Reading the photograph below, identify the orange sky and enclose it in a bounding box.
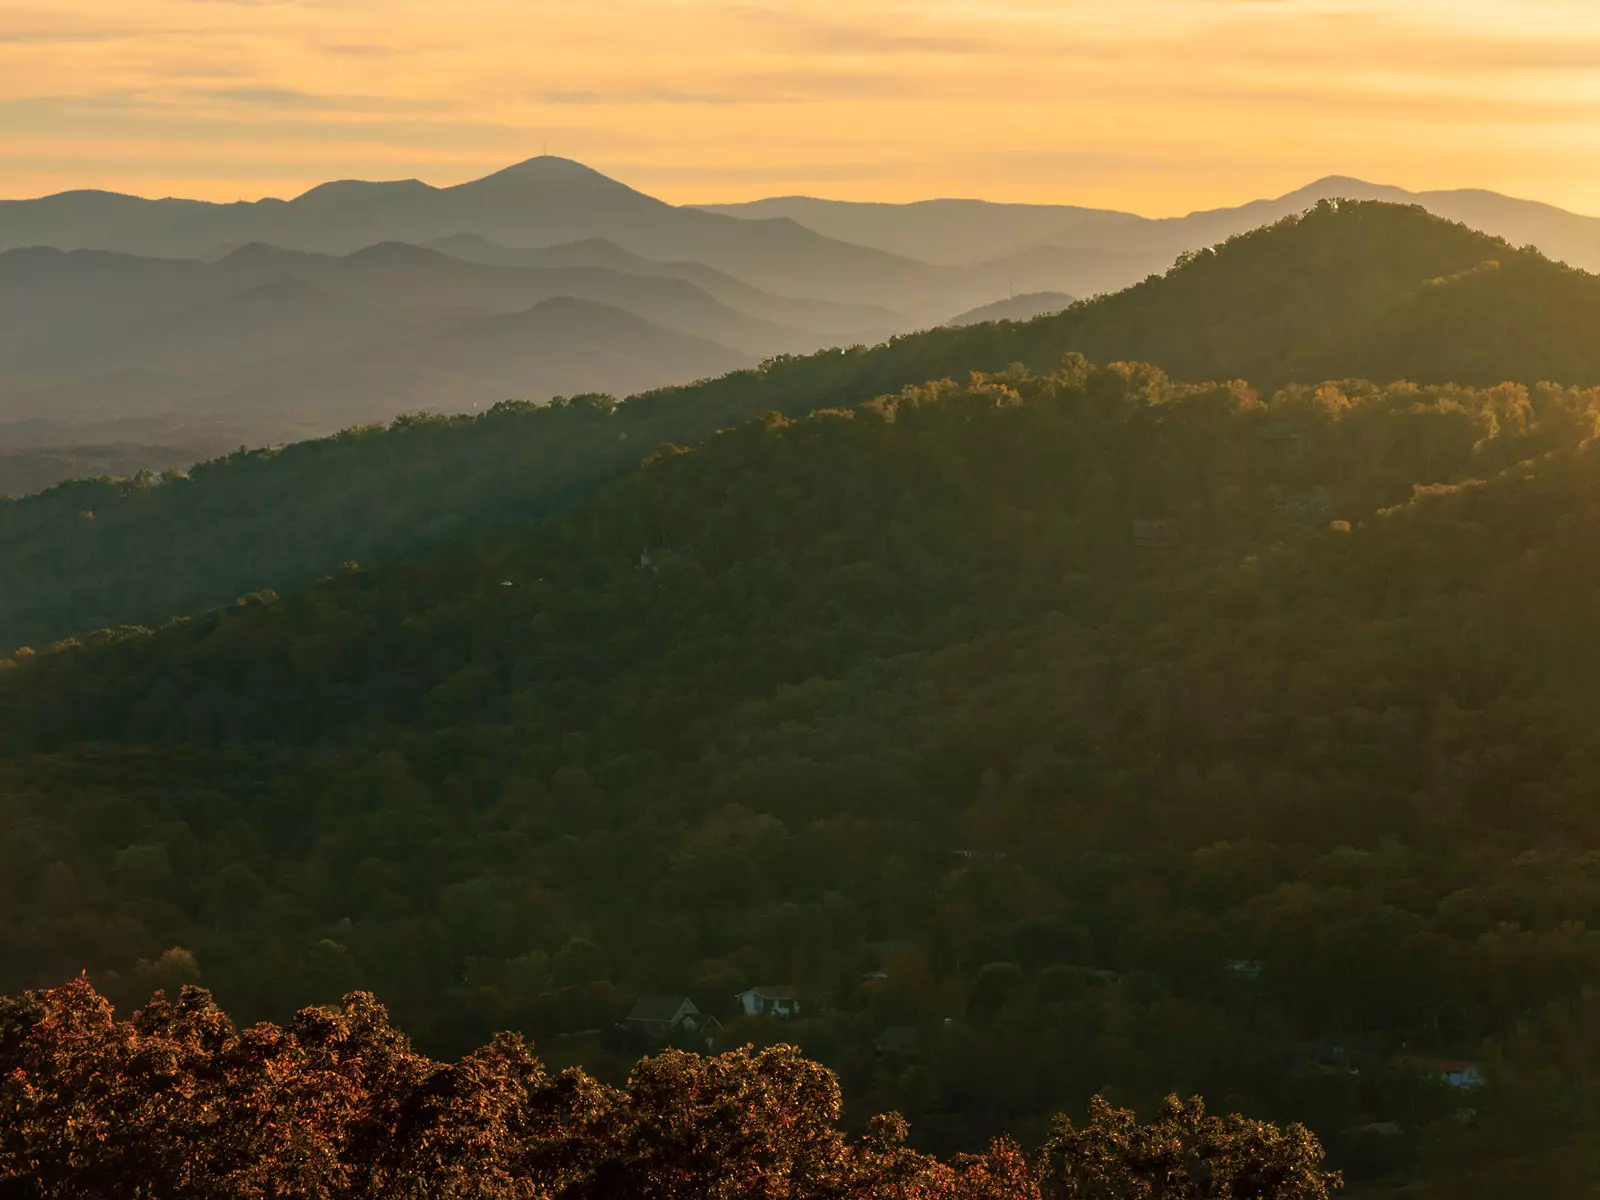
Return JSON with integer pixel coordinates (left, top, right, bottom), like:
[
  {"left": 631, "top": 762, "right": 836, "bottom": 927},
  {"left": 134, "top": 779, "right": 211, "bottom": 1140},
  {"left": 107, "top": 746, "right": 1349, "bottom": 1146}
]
[{"left": 2, "top": 0, "right": 1599, "bottom": 216}]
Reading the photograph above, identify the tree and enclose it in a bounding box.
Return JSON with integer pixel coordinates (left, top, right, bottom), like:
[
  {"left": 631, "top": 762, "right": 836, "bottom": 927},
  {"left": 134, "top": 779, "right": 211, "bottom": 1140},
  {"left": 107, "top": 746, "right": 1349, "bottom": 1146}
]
[
  {"left": 1, "top": 981, "right": 1339, "bottom": 1200},
  {"left": 1040, "top": 1094, "right": 1340, "bottom": 1199}
]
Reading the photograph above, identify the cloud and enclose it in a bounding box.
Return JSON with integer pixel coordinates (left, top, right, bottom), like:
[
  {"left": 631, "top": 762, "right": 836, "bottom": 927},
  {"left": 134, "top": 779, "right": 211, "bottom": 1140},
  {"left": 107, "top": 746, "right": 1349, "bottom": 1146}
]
[
  {"left": 204, "top": 85, "right": 331, "bottom": 107},
  {"left": 0, "top": 29, "right": 142, "bottom": 44},
  {"left": 725, "top": 5, "right": 993, "bottom": 54},
  {"left": 2, "top": 0, "right": 1600, "bottom": 215},
  {"left": 537, "top": 87, "right": 763, "bottom": 107},
  {"left": 316, "top": 41, "right": 397, "bottom": 57}
]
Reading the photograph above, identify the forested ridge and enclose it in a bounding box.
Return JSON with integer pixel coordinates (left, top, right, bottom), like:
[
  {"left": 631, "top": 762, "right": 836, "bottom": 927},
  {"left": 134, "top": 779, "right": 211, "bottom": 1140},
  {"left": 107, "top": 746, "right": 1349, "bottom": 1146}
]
[
  {"left": 8, "top": 199, "right": 1600, "bottom": 655},
  {"left": 9, "top": 350, "right": 1600, "bottom": 1193}
]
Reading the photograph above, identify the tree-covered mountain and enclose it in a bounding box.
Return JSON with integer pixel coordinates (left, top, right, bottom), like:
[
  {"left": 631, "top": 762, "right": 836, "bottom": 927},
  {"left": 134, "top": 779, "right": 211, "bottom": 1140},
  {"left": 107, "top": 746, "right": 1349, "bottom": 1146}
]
[
  {"left": 3, "top": 199, "right": 1598, "bottom": 655},
  {"left": 1036, "top": 201, "right": 1600, "bottom": 389},
  {"left": 6, "top": 347, "right": 1600, "bottom": 1191}
]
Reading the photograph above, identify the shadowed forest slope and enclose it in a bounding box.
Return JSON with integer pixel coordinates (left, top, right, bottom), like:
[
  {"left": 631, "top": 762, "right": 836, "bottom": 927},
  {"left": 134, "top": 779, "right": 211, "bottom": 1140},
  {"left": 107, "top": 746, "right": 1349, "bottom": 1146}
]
[{"left": 5, "top": 358, "right": 1600, "bottom": 1190}]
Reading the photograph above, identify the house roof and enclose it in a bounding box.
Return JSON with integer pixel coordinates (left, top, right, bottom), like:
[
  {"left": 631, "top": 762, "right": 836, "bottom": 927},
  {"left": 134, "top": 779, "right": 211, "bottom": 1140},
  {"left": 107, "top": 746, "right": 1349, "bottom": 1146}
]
[
  {"left": 626, "top": 995, "right": 697, "bottom": 1024},
  {"left": 740, "top": 986, "right": 798, "bottom": 1001}
]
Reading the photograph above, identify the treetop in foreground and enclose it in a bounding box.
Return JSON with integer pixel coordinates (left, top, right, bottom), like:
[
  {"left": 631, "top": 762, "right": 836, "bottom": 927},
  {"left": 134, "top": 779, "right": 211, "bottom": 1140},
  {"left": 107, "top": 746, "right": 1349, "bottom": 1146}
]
[{"left": 0, "top": 978, "right": 1338, "bottom": 1199}]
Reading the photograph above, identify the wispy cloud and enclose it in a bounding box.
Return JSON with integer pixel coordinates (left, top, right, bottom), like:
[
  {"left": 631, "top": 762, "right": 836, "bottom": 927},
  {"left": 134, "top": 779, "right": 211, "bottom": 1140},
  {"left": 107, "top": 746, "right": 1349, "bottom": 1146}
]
[
  {"left": 725, "top": 5, "right": 992, "bottom": 54},
  {"left": 0, "top": 0, "right": 1598, "bottom": 215}
]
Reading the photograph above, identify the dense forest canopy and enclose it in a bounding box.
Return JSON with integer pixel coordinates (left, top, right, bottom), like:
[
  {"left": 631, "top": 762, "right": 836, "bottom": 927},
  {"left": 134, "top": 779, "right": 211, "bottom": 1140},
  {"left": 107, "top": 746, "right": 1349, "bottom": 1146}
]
[
  {"left": 0, "top": 978, "right": 1338, "bottom": 1199},
  {"left": 6, "top": 199, "right": 1600, "bottom": 654},
  {"left": 8, "top": 351, "right": 1600, "bottom": 1192}
]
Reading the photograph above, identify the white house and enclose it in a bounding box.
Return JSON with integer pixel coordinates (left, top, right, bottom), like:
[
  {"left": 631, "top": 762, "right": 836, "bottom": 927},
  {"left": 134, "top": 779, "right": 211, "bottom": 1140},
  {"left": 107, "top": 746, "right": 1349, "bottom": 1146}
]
[{"left": 736, "top": 986, "right": 801, "bottom": 1019}]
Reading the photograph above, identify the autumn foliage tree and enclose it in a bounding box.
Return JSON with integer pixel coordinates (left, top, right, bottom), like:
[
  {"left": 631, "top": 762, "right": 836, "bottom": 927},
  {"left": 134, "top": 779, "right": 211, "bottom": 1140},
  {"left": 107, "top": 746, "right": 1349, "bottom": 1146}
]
[{"left": 0, "top": 980, "right": 1338, "bottom": 1199}]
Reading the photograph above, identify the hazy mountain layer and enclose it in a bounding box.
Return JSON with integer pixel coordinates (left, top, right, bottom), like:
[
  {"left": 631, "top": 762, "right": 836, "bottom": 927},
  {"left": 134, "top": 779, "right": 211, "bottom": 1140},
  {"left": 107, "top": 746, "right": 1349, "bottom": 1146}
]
[
  {"left": 947, "top": 291, "right": 1077, "bottom": 326},
  {"left": 0, "top": 242, "right": 813, "bottom": 454},
  {"left": 0, "top": 157, "right": 971, "bottom": 314},
  {"left": 697, "top": 194, "right": 1152, "bottom": 266},
  {"left": 2, "top": 295, "right": 750, "bottom": 454},
  {"left": 2, "top": 199, "right": 1596, "bottom": 650},
  {"left": 426, "top": 234, "right": 902, "bottom": 338},
  {"left": 705, "top": 175, "right": 1600, "bottom": 281},
  {"left": 0, "top": 241, "right": 808, "bottom": 362}
]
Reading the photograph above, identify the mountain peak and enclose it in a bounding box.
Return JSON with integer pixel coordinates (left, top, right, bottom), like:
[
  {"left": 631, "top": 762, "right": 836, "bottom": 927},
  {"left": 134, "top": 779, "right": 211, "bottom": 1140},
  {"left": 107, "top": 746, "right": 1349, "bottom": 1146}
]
[
  {"left": 448, "top": 157, "right": 666, "bottom": 211},
  {"left": 292, "top": 177, "right": 435, "bottom": 205},
  {"left": 1301, "top": 174, "right": 1384, "bottom": 191},
  {"left": 494, "top": 154, "right": 600, "bottom": 175},
  {"left": 1280, "top": 176, "right": 1413, "bottom": 203},
  {"left": 459, "top": 156, "right": 629, "bottom": 189}
]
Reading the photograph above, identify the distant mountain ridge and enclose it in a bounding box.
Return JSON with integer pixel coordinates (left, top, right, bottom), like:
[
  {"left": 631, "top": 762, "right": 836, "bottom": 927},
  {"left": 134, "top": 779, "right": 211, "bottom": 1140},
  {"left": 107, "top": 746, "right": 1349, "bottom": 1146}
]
[
  {"left": 0, "top": 241, "right": 762, "bottom": 450},
  {"left": 0, "top": 157, "right": 963, "bottom": 314},
  {"left": 423, "top": 234, "right": 900, "bottom": 337},
  {"left": 702, "top": 176, "right": 1600, "bottom": 277},
  {"left": 947, "top": 291, "right": 1076, "bottom": 327},
  {"left": 17, "top": 157, "right": 1598, "bottom": 319}
]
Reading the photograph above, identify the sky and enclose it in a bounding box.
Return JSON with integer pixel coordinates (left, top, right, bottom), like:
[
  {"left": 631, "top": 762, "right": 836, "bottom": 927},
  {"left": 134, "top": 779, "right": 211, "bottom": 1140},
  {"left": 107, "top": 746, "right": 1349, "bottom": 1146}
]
[{"left": 2, "top": 0, "right": 1599, "bottom": 216}]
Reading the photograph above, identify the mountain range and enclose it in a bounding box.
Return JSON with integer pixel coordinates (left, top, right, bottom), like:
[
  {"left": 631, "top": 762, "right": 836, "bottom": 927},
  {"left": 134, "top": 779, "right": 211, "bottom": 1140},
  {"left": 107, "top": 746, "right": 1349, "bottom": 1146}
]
[
  {"left": 0, "top": 241, "right": 772, "bottom": 456},
  {"left": 703, "top": 175, "right": 1600, "bottom": 275},
  {"left": 4, "top": 197, "right": 1599, "bottom": 654},
  {"left": 0, "top": 158, "right": 956, "bottom": 313},
  {"left": 5, "top": 156, "right": 1600, "bottom": 496}
]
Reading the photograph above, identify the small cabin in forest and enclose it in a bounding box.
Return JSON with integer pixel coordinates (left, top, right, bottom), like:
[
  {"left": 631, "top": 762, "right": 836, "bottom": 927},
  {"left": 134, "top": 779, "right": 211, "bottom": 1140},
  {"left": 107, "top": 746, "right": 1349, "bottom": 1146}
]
[
  {"left": 622, "top": 996, "right": 716, "bottom": 1041},
  {"left": 736, "top": 986, "right": 801, "bottom": 1020}
]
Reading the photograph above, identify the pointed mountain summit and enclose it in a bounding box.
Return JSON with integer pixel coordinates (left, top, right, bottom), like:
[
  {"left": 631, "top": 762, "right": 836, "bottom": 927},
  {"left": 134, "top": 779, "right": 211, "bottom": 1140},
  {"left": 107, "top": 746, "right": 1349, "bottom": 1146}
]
[
  {"left": 0, "top": 155, "right": 952, "bottom": 310},
  {"left": 451, "top": 155, "right": 656, "bottom": 197}
]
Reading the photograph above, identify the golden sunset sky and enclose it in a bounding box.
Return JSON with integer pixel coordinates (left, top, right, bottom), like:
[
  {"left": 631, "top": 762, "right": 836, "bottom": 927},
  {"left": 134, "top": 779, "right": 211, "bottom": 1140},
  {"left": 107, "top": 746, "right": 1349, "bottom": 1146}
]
[{"left": 2, "top": 0, "right": 1598, "bottom": 215}]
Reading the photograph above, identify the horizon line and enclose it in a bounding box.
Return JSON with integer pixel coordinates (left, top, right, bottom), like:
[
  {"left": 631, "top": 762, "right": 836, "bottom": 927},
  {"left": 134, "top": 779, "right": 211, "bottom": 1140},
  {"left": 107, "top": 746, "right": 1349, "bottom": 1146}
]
[{"left": 4, "top": 155, "right": 1596, "bottom": 225}]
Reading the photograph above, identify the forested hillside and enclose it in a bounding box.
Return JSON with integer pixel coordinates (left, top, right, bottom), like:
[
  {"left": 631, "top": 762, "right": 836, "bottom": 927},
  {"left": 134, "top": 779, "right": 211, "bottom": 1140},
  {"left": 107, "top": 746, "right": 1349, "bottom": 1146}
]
[
  {"left": 6, "top": 199, "right": 1600, "bottom": 655},
  {"left": 7, "top": 354, "right": 1600, "bottom": 1192}
]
